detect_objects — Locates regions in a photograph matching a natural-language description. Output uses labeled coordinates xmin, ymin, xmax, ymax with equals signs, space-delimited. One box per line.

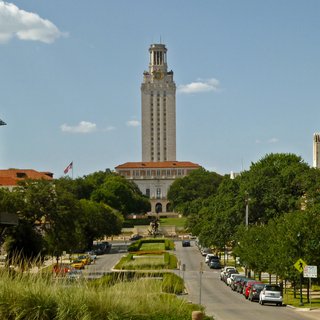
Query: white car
xmin=220 ymin=266 xmax=236 ymax=280
xmin=205 ymin=254 xmax=218 ymax=264
xmin=259 ymin=284 xmax=283 ymax=306
xmin=227 ymin=272 xmax=240 ymax=286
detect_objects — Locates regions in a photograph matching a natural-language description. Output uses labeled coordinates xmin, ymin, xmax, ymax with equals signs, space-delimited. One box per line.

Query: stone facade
xmin=115 ymin=161 xmax=200 ymax=214
xmin=115 ymin=43 xmax=200 ymax=214
xmin=141 ymin=44 xmax=176 ymax=162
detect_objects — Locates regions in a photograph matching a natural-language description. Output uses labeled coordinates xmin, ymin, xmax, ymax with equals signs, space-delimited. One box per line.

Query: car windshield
xmin=265 ymin=285 xmax=281 ymax=291
xmin=254 ymin=284 xmax=265 ymax=289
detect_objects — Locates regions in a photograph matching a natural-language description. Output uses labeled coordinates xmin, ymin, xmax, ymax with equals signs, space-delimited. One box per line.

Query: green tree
xmin=167 ymin=168 xmax=223 ymax=215
xmin=239 ymin=153 xmax=310 ymax=223
xmin=75 ymin=199 xmax=123 ymax=251
xmin=91 ymin=173 xmax=150 ymax=215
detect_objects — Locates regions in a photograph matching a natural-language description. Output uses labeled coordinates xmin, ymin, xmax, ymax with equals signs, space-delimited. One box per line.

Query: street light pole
xmin=245 ymin=192 xmax=250 ymax=228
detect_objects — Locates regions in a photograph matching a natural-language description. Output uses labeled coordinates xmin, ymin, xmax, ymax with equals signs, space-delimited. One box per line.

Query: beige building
xmin=115 ymin=43 xmax=200 ymax=214
xmin=115 ymin=161 xmax=200 ymax=214
xmin=313 ymin=133 xmax=320 ymax=168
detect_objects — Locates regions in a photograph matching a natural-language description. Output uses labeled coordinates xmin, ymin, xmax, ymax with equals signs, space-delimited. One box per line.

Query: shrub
xmin=127 ymin=238 xmax=174 ymax=252
xmin=162 ymin=273 xmax=184 ymax=294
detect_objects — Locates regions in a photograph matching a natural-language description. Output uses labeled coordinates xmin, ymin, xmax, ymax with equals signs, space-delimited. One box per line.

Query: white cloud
xmin=61 ymin=121 xmax=97 ymax=134
xmin=103 ymin=126 xmax=116 ymax=132
xmin=255 ymin=138 xmax=279 ymax=144
xmin=0 ymin=1 xmax=65 ymax=44
xmin=267 ymin=138 xmax=279 ymax=144
xmin=178 ymin=78 xmax=220 ymax=94
xmin=126 ymin=120 xmax=140 ymax=127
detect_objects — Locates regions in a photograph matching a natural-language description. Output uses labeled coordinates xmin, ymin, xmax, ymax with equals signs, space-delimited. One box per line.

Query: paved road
xmin=174 ymin=240 xmax=320 ymax=320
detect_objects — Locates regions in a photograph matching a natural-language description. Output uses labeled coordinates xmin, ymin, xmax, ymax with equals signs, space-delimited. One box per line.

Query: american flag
xmin=64 ymin=162 xmax=73 ymax=174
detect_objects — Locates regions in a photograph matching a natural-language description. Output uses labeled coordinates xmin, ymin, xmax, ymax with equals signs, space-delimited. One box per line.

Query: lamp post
xmin=245 ymin=192 xmax=250 ymax=228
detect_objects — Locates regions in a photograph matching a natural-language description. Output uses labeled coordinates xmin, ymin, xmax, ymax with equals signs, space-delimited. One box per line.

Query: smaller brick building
xmin=0 ymin=169 xmax=53 ymax=190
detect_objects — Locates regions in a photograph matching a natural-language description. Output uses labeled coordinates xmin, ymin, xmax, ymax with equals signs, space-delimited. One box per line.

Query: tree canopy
xmin=178 ymin=153 xmax=320 ymax=281
xmin=0 ymin=169 xmax=146 ymax=261
xmin=167 ymin=168 xmax=223 ymax=215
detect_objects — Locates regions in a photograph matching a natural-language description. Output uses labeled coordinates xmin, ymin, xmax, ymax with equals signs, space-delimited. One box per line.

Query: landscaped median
xmin=114 ymin=238 xmax=177 ymax=271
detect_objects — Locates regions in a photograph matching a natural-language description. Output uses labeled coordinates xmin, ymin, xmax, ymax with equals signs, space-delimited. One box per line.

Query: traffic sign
xmin=304 ymin=265 xmax=317 ymax=278
xmin=294 ymin=258 xmax=307 ymax=273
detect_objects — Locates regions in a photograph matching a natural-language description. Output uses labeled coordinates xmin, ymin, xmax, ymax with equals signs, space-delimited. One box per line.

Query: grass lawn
xmin=140 ymin=242 xmax=166 ymax=251
xmin=283 ymin=289 xmax=320 ymax=308
xmin=160 ymin=217 xmax=186 ymax=227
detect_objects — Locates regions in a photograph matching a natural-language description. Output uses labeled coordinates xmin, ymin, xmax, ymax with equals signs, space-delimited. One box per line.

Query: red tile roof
xmin=115 ymin=161 xmax=201 ymax=169
xmin=0 ymin=169 xmax=53 ymax=186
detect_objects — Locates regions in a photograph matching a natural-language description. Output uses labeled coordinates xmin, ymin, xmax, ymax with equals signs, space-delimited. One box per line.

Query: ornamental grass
xmin=0 ymin=268 xmax=208 ymax=320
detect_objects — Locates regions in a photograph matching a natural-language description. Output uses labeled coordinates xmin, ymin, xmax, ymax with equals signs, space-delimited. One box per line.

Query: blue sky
xmin=0 ymin=0 xmax=320 ymax=178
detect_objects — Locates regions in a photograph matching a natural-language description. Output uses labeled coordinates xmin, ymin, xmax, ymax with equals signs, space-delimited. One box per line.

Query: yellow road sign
xmin=294 ymin=258 xmax=307 ymax=273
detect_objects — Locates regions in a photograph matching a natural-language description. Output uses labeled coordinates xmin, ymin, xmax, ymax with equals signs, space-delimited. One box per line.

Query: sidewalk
xmin=290 ymin=306 xmax=320 ymax=320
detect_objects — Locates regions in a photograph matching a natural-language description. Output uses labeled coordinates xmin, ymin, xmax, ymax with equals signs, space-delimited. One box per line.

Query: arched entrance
xmin=155 ymin=203 xmax=163 ymax=213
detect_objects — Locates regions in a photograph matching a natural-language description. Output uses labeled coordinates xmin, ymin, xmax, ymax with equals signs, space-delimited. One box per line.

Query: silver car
xmin=259 ymin=284 xmax=283 ymax=306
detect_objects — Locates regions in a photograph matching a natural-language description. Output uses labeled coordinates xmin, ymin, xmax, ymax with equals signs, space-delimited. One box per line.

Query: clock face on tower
xmin=153 ymin=70 xmax=164 ymax=80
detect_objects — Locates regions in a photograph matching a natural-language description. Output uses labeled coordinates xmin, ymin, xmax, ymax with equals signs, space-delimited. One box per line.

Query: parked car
xmin=52 ymin=263 xmax=70 ymax=276
xmin=243 ymin=280 xmax=263 ymax=299
xmin=87 ymin=251 xmax=97 ymax=262
xmin=70 ymin=259 xmax=85 ymax=270
xmin=77 ymin=254 xmax=91 ymax=265
xmin=182 ymin=240 xmax=191 ymax=247
xmin=205 ymin=254 xmax=219 ymax=264
xmin=248 ymin=283 xmax=265 ymax=302
xmin=66 ymin=269 xmax=83 ymax=280
xmin=209 ymin=259 xmax=221 ymax=269
xmin=225 ymin=270 xmax=239 ymax=285
xmin=230 ymin=275 xmax=247 ymax=291
xmin=259 ymin=284 xmax=283 ymax=306
xmin=130 ymin=234 xmax=143 ymax=241
xmin=220 ymin=266 xmax=236 ymax=281
xmin=228 ymin=273 xmax=242 ymax=287
xmin=92 ymin=242 xmax=111 ymax=255
xmin=236 ymin=277 xmax=251 ymax=293
xmin=200 ymin=247 xmax=211 ymax=256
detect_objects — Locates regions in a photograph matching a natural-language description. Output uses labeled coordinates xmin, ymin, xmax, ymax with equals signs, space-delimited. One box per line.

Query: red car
xmin=244 ymin=280 xmax=263 ymax=299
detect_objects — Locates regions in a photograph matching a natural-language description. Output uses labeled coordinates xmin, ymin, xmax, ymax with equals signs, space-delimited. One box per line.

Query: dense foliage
xmin=0 ymin=169 xmax=150 ymax=261
xmin=169 ymin=153 xmax=320 ymax=282
xmin=167 ymin=168 xmax=223 ymax=215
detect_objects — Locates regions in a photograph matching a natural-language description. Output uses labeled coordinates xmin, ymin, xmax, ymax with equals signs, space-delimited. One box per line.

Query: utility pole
xmin=245 ymin=192 xmax=250 ymax=228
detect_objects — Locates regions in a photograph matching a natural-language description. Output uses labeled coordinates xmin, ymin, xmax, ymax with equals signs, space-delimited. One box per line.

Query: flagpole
xmin=72 ymin=161 xmax=74 ymax=180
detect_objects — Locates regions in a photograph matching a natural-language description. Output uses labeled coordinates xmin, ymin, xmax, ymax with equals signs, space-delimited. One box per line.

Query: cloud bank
xmin=61 ymin=121 xmax=97 ymax=134
xmin=256 ymin=138 xmax=279 ymax=144
xmin=126 ymin=120 xmax=140 ymax=127
xmin=178 ymin=78 xmax=220 ymax=94
xmin=0 ymin=1 xmax=65 ymax=43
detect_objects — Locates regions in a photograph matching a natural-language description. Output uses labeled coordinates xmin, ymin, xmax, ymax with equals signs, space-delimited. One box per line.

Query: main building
xmin=116 ymin=43 xmax=200 ymax=214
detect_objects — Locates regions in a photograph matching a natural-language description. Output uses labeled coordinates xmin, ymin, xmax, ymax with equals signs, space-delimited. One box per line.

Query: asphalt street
xmin=174 ymin=240 xmax=320 ymax=320
xmin=83 ymin=241 xmax=320 ymax=320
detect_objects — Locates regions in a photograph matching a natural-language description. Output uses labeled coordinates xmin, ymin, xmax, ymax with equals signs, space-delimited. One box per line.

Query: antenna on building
xmin=160 ymin=35 xmax=162 ymax=44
